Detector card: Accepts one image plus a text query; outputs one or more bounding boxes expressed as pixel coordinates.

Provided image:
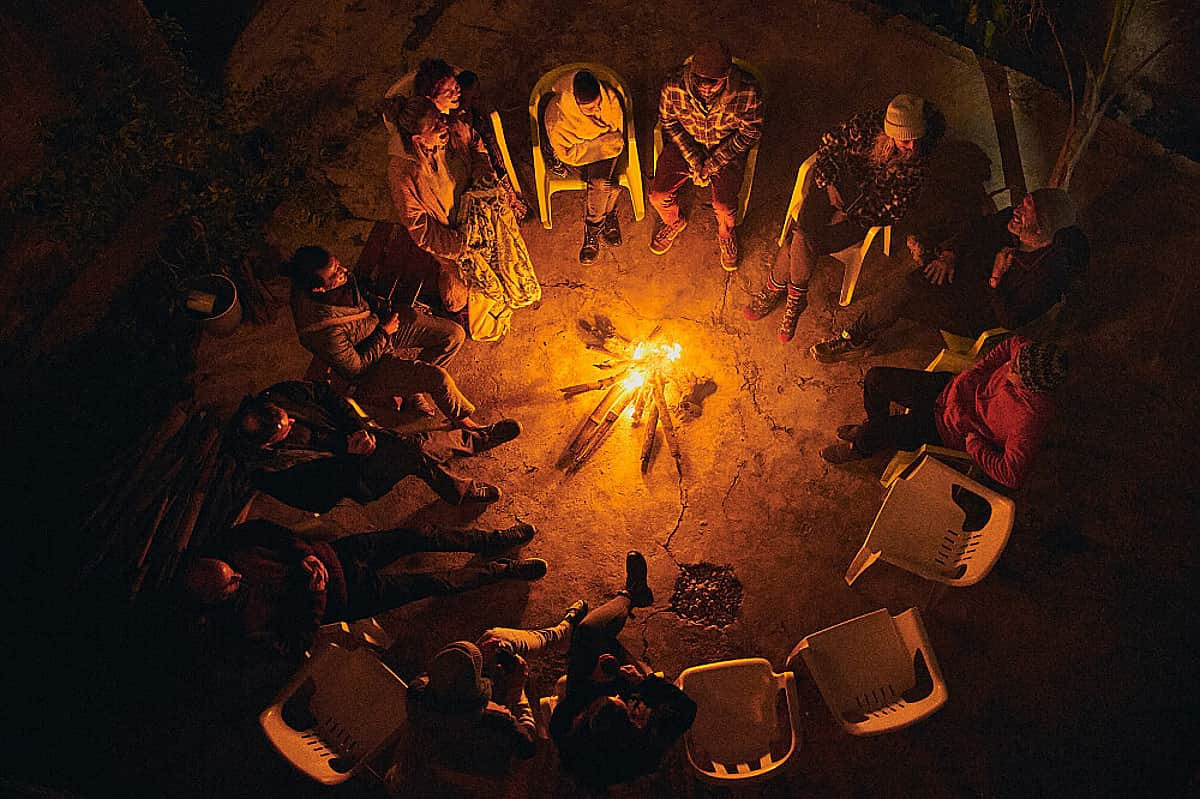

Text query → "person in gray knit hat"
[821,335,1064,489]
[810,186,1087,362]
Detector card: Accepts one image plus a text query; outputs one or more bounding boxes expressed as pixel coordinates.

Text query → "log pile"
[77,402,254,603]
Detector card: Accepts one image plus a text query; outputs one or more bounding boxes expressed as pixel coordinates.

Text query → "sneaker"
[492,557,548,581]
[460,482,502,504]
[777,293,808,343]
[743,286,785,321]
[649,218,688,255]
[836,424,863,442]
[561,599,589,627]
[468,522,536,554]
[622,550,653,607]
[601,211,622,246]
[718,233,739,271]
[820,442,868,464]
[580,222,601,264]
[810,331,870,363]
[475,419,522,451]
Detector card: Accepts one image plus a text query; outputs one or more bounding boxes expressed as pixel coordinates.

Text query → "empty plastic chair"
[778,152,892,306]
[259,644,409,785]
[853,455,1015,585]
[675,658,801,784]
[529,62,646,230]
[788,607,947,735]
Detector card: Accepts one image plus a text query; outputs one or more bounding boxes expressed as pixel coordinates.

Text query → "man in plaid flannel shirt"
[649,41,762,271]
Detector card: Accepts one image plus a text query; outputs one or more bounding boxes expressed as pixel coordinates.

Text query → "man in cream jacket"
[544,69,626,264]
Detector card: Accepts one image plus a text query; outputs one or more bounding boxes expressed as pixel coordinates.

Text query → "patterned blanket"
[456,187,541,308]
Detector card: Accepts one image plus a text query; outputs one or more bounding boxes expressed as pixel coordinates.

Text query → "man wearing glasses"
[649,40,762,271]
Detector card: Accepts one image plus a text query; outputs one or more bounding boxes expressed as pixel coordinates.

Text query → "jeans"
[649,138,744,238]
[566,595,633,680]
[854,367,953,455]
[774,184,869,286]
[581,157,622,224]
[329,525,518,619]
[356,357,475,422]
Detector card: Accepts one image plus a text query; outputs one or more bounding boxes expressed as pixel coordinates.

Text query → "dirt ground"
[36,1,1196,797]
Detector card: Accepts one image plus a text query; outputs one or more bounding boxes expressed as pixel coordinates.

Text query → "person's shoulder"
[661,65,687,91]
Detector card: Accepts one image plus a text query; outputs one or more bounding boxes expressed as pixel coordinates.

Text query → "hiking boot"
[810,331,870,363]
[622,550,653,607]
[460,482,502,504]
[546,151,570,178]
[468,522,536,554]
[743,286,785,321]
[718,233,739,271]
[600,211,622,246]
[561,599,589,628]
[475,419,522,451]
[820,442,868,464]
[777,293,808,343]
[580,222,601,264]
[491,557,548,581]
[649,218,688,255]
[836,424,863,442]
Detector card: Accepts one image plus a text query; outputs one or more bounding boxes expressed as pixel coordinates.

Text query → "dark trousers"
[774,185,870,286]
[358,428,485,505]
[581,157,621,224]
[391,309,466,367]
[566,594,633,680]
[649,138,744,237]
[330,525,510,619]
[854,367,953,454]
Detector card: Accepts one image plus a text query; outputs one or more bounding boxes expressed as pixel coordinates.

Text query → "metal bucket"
[183,273,242,337]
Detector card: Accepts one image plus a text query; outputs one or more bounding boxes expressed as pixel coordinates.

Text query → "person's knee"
[445,321,466,352]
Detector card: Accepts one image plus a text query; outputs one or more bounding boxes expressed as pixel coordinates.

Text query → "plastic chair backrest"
[682,658,777,762]
[801,609,915,718]
[308,646,409,766]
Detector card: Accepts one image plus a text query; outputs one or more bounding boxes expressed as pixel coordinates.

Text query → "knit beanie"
[1029,188,1077,237]
[884,94,927,141]
[691,40,732,79]
[1015,342,1069,393]
[427,641,490,711]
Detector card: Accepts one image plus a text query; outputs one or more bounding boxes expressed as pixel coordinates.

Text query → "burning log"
[559,369,630,397]
[570,383,641,470]
[631,384,649,425]
[640,400,660,472]
[652,376,683,476]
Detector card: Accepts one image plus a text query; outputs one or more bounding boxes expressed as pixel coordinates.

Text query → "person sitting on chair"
[820,336,1067,490]
[181,519,546,660]
[544,68,627,264]
[810,188,1085,362]
[287,245,470,421]
[649,40,762,272]
[745,94,943,343]
[549,552,697,788]
[231,380,521,513]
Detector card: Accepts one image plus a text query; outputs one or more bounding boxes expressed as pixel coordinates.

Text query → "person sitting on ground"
[549,552,697,788]
[400,600,588,777]
[820,336,1066,489]
[543,68,627,264]
[181,518,546,660]
[745,94,944,342]
[649,40,762,271]
[231,380,521,512]
[387,95,540,338]
[809,187,1086,361]
[413,59,530,220]
[287,244,468,420]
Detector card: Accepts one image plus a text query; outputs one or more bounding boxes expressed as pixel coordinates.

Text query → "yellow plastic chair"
[786,608,947,736]
[529,63,646,230]
[383,70,522,197]
[259,643,409,785]
[851,454,1015,586]
[675,658,801,784]
[878,443,973,489]
[778,152,893,306]
[651,57,762,225]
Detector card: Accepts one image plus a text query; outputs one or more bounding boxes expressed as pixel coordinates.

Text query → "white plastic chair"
[779,152,892,306]
[383,70,522,197]
[851,455,1015,586]
[787,608,947,736]
[675,658,801,784]
[529,63,646,230]
[259,643,409,785]
[651,57,762,225]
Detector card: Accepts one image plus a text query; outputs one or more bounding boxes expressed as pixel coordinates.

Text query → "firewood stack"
[77,402,254,603]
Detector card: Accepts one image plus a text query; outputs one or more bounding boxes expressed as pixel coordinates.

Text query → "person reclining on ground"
[231,380,520,512]
[549,552,697,788]
[180,519,546,660]
[820,336,1067,489]
[397,601,588,779]
[810,187,1086,361]
[544,67,627,264]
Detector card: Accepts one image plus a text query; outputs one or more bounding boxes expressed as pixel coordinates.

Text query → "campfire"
[560,325,685,475]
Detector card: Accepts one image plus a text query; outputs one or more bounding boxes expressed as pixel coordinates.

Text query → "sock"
[787,283,808,299]
[766,274,786,293]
